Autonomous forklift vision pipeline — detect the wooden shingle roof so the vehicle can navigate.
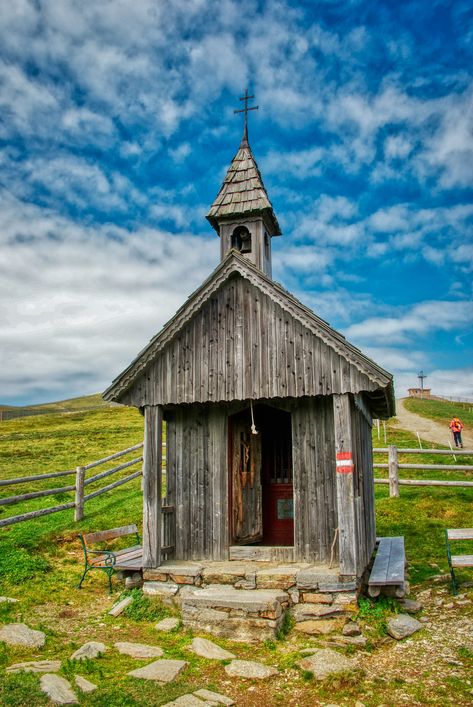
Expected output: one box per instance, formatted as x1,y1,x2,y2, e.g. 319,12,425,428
206,135,281,235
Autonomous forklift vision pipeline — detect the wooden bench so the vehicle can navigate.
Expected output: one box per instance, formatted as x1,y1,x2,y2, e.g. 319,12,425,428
445,528,473,595
368,536,406,598
78,524,143,592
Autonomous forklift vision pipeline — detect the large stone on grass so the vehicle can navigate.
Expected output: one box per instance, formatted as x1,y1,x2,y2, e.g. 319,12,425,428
108,597,132,617
387,614,422,640
115,641,163,658
75,675,97,693
0,623,45,648
164,696,210,706
399,598,422,613
0,596,19,603
70,641,106,660
342,621,361,636
7,660,61,673
224,659,278,679
299,648,356,680
155,617,180,632
194,689,235,705
40,674,78,704
128,659,187,682
189,637,235,660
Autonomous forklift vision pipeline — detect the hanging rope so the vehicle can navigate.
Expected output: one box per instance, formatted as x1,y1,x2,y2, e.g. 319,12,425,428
250,400,258,435
329,527,339,569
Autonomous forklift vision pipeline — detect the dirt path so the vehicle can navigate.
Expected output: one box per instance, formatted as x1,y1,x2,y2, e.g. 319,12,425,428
394,398,473,448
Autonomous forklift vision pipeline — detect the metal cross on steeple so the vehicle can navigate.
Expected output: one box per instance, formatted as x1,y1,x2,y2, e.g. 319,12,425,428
234,88,258,146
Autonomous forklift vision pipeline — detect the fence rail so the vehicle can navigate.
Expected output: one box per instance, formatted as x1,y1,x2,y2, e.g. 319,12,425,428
374,445,473,497
0,442,144,528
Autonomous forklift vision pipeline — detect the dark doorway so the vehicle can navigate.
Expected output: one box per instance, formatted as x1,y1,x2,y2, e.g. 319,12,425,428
261,407,294,546
229,405,293,546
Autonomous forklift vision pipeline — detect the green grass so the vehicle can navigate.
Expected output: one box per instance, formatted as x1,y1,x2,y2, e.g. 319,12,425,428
0,397,472,705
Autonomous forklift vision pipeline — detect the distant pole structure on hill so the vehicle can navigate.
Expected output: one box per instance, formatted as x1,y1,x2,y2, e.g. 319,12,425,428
418,370,427,398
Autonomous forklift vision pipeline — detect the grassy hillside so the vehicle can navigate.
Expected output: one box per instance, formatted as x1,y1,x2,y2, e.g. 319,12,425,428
404,396,473,428
0,401,472,706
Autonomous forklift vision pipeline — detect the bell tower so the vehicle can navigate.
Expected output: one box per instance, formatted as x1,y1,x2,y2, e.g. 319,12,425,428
206,90,281,278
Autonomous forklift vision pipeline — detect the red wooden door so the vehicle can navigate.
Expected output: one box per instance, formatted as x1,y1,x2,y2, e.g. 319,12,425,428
261,408,294,546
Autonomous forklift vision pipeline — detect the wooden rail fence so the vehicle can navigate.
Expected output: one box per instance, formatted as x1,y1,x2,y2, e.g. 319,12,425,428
0,443,144,528
373,446,473,497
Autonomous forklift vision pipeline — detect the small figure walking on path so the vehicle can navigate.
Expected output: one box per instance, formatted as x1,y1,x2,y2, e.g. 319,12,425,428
449,415,464,448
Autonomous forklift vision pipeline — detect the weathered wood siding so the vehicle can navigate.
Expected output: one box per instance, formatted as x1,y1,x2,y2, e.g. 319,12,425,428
166,403,228,561
291,397,338,563
118,276,382,408
351,395,376,574
159,395,374,572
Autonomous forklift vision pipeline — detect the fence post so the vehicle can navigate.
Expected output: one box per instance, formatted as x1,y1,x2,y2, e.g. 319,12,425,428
74,466,85,521
388,445,399,498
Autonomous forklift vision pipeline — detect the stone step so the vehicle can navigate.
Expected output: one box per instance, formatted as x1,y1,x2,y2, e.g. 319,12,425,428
181,585,290,643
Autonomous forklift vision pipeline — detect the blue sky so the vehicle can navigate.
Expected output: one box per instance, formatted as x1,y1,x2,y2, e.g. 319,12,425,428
0,0,472,406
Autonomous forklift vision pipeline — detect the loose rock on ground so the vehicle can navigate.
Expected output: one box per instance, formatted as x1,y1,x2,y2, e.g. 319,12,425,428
114,641,164,658
40,674,78,705
299,648,357,680
189,637,235,660
224,659,278,679
70,641,106,660
387,614,423,640
0,623,46,648
127,659,188,682
6,659,61,673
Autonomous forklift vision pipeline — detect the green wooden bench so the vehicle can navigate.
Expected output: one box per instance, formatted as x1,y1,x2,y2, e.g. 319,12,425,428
78,524,142,592
445,528,473,595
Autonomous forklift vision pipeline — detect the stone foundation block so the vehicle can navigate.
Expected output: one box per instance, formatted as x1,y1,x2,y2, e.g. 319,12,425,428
256,567,297,590
302,592,333,604
292,603,348,622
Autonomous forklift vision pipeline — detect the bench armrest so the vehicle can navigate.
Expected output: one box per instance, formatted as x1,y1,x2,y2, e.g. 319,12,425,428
86,549,116,567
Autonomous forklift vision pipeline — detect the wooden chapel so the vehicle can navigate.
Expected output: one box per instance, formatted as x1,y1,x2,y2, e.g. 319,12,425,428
104,107,395,584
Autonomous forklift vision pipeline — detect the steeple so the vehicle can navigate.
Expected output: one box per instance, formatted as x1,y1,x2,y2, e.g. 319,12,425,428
206,91,281,278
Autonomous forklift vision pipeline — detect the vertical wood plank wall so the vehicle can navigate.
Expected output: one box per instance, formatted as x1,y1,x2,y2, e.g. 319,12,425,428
167,403,228,561
351,396,376,574
160,395,374,572
118,277,382,408
291,397,338,563
142,405,162,568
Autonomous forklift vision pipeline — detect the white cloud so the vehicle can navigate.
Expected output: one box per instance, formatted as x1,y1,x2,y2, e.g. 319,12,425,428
345,300,473,345
0,193,218,402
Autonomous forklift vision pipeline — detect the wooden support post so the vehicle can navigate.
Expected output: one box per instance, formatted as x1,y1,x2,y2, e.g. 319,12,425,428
143,406,162,569
388,445,399,498
74,466,85,522
333,394,358,576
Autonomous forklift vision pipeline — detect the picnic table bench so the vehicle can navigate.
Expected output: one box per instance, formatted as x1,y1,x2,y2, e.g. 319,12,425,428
445,528,473,595
368,536,406,598
78,524,143,592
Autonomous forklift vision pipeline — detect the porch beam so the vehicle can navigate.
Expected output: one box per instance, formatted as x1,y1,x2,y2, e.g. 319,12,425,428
333,393,358,576
143,405,162,568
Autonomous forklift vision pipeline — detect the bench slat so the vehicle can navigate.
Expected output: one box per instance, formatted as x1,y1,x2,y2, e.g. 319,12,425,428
115,555,143,570
83,524,138,545
369,539,392,584
369,537,405,586
451,555,473,568
447,529,473,541
368,537,405,585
